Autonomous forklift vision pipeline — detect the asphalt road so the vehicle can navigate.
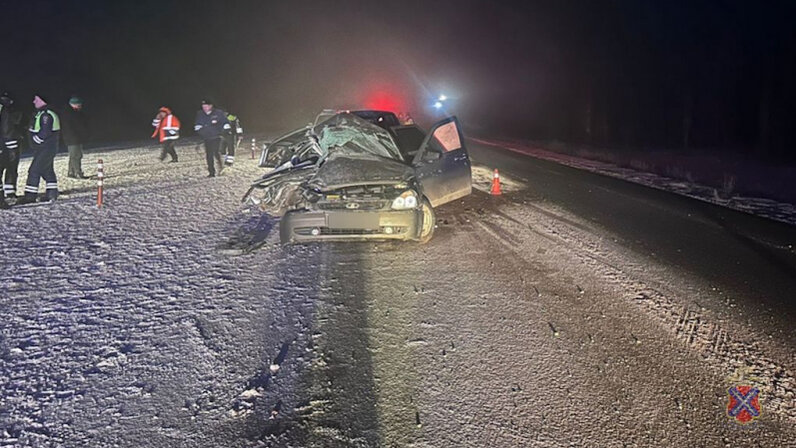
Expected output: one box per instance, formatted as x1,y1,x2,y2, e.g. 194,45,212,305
467,140,796,340
2,140,793,447
256,140,796,446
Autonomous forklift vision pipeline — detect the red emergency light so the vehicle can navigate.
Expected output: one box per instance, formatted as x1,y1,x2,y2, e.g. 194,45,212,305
364,90,406,112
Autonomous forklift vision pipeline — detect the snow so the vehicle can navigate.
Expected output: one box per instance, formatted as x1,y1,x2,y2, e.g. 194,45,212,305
1,144,304,446
1,141,794,446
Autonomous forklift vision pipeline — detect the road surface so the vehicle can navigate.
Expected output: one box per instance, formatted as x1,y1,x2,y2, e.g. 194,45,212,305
0,140,793,447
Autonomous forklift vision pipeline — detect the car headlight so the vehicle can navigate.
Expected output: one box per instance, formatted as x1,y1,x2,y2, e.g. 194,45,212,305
392,190,418,210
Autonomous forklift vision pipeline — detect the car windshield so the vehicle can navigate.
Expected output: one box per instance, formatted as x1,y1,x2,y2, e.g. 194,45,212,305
313,113,404,162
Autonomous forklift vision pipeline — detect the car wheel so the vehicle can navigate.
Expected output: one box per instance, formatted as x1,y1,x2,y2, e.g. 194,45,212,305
417,198,435,244
279,221,293,244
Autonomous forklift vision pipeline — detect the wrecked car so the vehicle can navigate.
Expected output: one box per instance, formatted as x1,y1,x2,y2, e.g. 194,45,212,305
243,111,471,243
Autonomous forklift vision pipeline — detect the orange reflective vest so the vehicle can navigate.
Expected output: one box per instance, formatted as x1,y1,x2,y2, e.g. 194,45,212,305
152,108,180,143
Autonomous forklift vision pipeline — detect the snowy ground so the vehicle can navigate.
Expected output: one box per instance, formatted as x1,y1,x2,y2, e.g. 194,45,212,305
0,142,794,447
471,138,796,228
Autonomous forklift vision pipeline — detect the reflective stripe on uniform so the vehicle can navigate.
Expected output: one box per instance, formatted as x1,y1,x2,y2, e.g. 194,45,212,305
163,135,179,140
25,185,38,193
46,183,58,190
32,135,43,144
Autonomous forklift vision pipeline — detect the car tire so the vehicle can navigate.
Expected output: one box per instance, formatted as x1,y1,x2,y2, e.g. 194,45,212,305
279,220,292,244
417,198,435,244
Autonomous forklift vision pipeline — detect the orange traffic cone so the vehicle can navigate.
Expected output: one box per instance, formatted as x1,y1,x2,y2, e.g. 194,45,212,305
490,168,502,195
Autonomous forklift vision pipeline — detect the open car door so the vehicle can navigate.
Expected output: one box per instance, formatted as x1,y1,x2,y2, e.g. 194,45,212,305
412,116,472,207
389,124,426,161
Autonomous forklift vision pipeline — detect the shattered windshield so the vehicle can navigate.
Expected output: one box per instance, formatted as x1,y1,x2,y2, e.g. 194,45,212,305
313,113,404,162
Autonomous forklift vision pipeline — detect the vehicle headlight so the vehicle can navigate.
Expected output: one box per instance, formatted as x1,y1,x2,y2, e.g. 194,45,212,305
392,190,418,210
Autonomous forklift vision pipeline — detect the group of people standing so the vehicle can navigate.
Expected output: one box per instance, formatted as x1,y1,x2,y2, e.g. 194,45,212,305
0,94,245,208
151,98,244,177
0,92,89,208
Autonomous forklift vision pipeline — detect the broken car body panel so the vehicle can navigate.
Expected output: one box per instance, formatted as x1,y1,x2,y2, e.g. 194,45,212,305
243,111,471,243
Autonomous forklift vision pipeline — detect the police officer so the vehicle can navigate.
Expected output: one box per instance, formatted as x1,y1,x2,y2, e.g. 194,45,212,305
0,92,24,208
194,98,230,177
18,94,60,205
222,111,243,166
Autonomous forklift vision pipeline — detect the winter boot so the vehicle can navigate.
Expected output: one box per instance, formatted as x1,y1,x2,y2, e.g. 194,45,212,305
16,193,37,206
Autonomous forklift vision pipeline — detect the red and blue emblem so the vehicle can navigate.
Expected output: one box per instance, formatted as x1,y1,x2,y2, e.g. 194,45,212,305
726,385,761,424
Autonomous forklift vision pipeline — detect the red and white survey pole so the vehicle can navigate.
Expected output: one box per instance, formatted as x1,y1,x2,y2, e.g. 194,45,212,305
97,159,104,208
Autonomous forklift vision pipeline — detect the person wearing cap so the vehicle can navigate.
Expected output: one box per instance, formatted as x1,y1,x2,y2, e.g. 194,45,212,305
151,106,180,162
17,94,60,205
62,95,90,178
0,92,25,208
194,98,230,177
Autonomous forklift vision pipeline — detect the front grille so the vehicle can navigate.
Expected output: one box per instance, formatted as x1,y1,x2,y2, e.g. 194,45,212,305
316,201,388,211
339,185,398,195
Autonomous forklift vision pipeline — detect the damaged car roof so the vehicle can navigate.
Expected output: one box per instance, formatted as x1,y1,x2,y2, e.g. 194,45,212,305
313,113,404,162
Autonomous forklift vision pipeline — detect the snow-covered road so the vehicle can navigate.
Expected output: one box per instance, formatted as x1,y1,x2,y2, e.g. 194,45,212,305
1,142,794,447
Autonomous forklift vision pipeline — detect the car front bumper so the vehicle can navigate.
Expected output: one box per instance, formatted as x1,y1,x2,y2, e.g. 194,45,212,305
279,208,422,243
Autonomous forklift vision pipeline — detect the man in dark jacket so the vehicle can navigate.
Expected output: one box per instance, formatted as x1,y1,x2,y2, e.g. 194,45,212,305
194,98,230,177
17,94,60,205
0,91,24,208
62,95,90,178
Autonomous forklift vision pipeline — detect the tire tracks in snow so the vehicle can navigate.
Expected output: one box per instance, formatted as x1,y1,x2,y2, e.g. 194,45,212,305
471,194,796,426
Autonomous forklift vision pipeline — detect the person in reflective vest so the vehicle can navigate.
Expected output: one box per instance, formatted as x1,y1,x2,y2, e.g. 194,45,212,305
18,94,60,205
0,92,24,208
151,106,180,162
222,112,243,166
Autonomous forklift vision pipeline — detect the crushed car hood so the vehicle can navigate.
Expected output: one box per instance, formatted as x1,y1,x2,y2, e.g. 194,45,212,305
246,113,414,213
309,148,413,191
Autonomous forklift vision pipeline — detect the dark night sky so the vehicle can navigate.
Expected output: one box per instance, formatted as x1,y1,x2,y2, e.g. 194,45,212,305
2,1,795,158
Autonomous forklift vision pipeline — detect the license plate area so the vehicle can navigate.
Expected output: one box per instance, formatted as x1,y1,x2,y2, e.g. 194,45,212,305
327,213,380,230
